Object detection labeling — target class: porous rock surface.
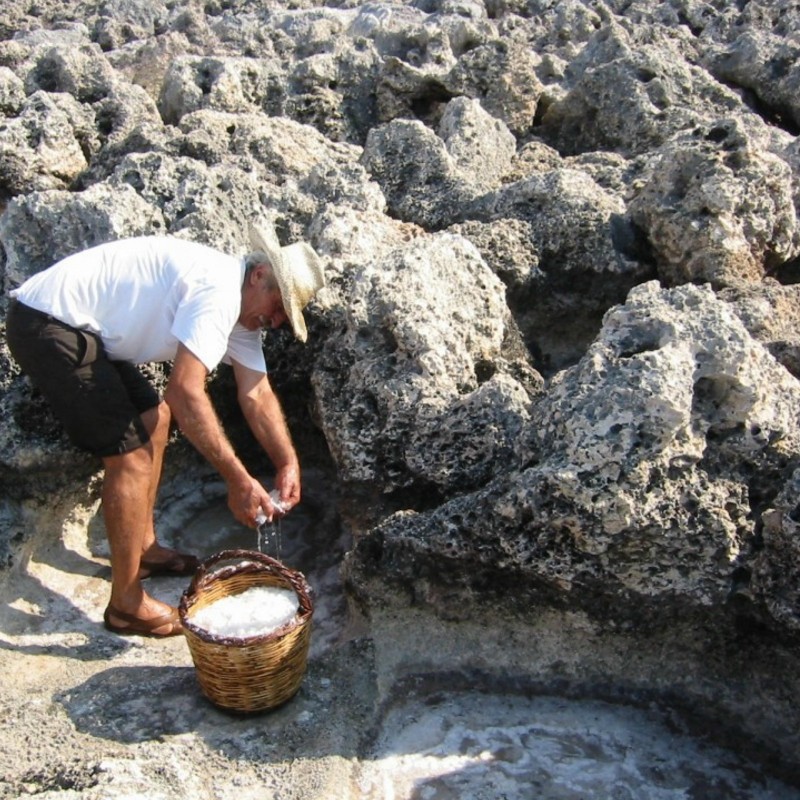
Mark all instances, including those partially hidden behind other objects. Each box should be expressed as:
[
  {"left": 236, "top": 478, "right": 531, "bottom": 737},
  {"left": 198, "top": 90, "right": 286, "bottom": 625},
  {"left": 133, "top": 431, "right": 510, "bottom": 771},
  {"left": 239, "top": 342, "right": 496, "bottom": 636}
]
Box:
[{"left": 2, "top": 0, "right": 800, "bottom": 797}]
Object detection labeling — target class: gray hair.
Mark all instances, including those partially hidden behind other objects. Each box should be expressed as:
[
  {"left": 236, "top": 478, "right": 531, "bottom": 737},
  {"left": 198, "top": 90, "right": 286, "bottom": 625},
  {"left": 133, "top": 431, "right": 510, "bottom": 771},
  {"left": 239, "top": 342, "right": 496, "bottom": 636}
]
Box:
[{"left": 244, "top": 251, "right": 278, "bottom": 289}]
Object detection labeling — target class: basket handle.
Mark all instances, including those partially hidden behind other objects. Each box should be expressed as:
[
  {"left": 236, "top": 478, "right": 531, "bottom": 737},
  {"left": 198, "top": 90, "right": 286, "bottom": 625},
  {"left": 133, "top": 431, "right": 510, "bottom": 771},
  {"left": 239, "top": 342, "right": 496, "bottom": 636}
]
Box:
[{"left": 186, "top": 548, "right": 284, "bottom": 596}]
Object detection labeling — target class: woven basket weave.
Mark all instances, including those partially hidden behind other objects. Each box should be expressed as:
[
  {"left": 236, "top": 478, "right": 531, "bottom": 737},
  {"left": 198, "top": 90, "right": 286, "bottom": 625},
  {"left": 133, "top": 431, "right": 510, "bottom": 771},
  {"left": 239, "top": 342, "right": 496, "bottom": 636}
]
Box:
[{"left": 179, "top": 549, "right": 313, "bottom": 713}]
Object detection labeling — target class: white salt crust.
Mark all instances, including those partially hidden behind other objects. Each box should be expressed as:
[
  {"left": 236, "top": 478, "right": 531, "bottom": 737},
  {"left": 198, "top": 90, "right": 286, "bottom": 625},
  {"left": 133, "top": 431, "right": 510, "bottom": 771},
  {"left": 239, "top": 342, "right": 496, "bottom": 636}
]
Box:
[{"left": 190, "top": 585, "right": 300, "bottom": 638}]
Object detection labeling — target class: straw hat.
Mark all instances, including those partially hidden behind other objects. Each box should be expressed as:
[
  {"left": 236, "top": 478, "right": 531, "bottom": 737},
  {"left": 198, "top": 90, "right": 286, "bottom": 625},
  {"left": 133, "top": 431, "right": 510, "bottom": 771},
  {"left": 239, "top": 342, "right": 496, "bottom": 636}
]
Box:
[{"left": 248, "top": 221, "right": 325, "bottom": 343}]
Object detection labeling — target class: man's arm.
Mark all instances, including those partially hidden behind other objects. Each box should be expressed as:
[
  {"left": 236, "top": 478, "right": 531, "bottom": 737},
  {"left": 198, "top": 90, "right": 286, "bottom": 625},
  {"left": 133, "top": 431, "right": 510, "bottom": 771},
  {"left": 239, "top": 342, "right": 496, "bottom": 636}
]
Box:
[
  {"left": 232, "top": 359, "right": 301, "bottom": 513},
  {"left": 164, "top": 343, "right": 271, "bottom": 526}
]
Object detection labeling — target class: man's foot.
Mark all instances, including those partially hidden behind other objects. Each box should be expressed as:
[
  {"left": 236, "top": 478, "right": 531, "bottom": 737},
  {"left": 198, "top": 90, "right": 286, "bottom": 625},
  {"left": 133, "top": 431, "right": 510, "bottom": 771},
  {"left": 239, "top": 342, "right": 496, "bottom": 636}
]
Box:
[
  {"left": 138, "top": 546, "right": 200, "bottom": 579},
  {"left": 103, "top": 604, "right": 183, "bottom": 637}
]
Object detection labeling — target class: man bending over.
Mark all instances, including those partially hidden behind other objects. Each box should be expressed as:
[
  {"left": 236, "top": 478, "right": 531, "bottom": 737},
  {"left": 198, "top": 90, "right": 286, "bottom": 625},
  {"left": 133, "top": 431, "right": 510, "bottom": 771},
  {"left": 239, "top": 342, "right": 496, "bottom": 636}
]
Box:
[{"left": 6, "top": 222, "right": 325, "bottom": 638}]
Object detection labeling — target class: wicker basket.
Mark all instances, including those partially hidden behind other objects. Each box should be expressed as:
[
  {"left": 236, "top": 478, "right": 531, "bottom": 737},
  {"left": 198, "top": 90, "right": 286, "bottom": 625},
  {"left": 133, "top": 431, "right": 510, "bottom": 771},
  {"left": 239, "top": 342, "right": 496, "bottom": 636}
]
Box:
[{"left": 179, "top": 549, "right": 313, "bottom": 713}]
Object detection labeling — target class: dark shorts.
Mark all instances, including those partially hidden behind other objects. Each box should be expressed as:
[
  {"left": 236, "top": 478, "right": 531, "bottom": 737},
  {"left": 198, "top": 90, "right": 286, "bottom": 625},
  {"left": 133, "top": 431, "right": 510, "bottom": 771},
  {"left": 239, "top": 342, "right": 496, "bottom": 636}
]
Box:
[{"left": 6, "top": 300, "right": 160, "bottom": 457}]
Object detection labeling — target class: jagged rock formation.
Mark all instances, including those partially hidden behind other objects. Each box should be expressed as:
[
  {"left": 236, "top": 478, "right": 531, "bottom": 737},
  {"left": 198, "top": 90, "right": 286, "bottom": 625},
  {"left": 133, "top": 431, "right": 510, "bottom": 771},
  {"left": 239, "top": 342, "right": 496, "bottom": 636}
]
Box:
[{"left": 2, "top": 0, "right": 800, "bottom": 792}]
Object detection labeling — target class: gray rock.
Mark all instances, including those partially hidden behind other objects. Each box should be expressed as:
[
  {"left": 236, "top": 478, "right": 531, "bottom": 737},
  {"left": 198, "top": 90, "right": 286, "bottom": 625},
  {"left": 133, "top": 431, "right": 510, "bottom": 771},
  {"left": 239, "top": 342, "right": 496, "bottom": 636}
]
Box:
[
  {"left": 346, "top": 281, "right": 800, "bottom": 627},
  {"left": 721, "top": 280, "right": 800, "bottom": 379},
  {"left": 629, "top": 119, "right": 798, "bottom": 287},
  {"left": 157, "top": 55, "right": 279, "bottom": 125},
  {"left": 438, "top": 96, "right": 516, "bottom": 190},
  {"left": 362, "top": 117, "right": 473, "bottom": 228},
  {"left": 0, "top": 66, "right": 24, "bottom": 114},
  {"left": 539, "top": 23, "right": 749, "bottom": 157},
  {"left": 2, "top": 0, "right": 800, "bottom": 790},
  {"left": 1, "top": 184, "right": 165, "bottom": 287},
  {"left": 708, "top": 27, "right": 800, "bottom": 132},
  {"left": 312, "top": 232, "right": 541, "bottom": 493},
  {"left": 0, "top": 90, "right": 94, "bottom": 199},
  {"left": 93, "top": 0, "right": 170, "bottom": 51},
  {"left": 24, "top": 43, "right": 119, "bottom": 103},
  {"left": 457, "top": 168, "right": 653, "bottom": 373}
]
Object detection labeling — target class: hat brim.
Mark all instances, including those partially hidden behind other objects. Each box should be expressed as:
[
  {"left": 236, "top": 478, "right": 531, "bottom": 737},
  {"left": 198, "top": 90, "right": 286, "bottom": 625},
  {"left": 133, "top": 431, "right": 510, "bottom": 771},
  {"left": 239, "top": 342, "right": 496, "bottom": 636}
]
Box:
[{"left": 248, "top": 223, "right": 308, "bottom": 342}]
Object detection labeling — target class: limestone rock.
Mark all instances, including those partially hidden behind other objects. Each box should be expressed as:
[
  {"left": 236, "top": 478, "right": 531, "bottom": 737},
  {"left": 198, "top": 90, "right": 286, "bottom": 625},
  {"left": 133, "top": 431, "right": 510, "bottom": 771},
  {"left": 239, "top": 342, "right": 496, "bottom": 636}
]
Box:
[
  {"left": 753, "top": 468, "right": 800, "bottom": 631},
  {"left": 0, "top": 90, "right": 94, "bottom": 200},
  {"left": 456, "top": 168, "right": 653, "bottom": 373},
  {"left": 346, "top": 282, "right": 800, "bottom": 628},
  {"left": 157, "top": 55, "right": 279, "bottom": 125},
  {"left": 362, "top": 117, "right": 474, "bottom": 228},
  {"left": 708, "top": 27, "right": 800, "bottom": 132},
  {"left": 312, "top": 232, "right": 542, "bottom": 493},
  {"left": 629, "top": 119, "right": 799, "bottom": 288},
  {"left": 1, "top": 184, "right": 165, "bottom": 287},
  {"left": 24, "top": 43, "right": 119, "bottom": 103},
  {"left": 0, "top": 66, "right": 24, "bottom": 114},
  {"left": 539, "top": 24, "right": 749, "bottom": 157},
  {"left": 1, "top": 0, "right": 800, "bottom": 670},
  {"left": 721, "top": 280, "right": 800, "bottom": 379},
  {"left": 3, "top": 0, "right": 800, "bottom": 789}
]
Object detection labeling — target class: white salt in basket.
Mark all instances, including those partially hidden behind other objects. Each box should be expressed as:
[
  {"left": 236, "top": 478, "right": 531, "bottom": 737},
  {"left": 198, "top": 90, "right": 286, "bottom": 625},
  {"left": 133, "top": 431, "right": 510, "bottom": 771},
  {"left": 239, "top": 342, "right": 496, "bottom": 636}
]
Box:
[{"left": 179, "top": 549, "right": 313, "bottom": 713}]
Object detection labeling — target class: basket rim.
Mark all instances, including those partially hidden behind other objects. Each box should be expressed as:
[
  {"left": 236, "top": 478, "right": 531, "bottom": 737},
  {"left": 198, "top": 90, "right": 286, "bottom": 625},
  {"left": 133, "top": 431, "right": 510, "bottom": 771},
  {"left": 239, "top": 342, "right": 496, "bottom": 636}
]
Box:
[{"left": 179, "top": 549, "right": 313, "bottom": 646}]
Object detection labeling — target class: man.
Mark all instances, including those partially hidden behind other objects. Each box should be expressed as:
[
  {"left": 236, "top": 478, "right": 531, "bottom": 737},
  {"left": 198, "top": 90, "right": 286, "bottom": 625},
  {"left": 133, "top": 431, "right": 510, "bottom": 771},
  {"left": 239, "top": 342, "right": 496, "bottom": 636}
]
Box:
[{"left": 6, "top": 222, "right": 325, "bottom": 638}]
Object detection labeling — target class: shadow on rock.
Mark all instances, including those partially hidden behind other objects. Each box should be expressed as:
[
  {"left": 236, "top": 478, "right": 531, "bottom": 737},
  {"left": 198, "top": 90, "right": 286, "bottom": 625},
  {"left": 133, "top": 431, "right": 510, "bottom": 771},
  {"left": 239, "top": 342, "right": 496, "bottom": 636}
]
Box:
[{"left": 57, "top": 638, "right": 377, "bottom": 761}]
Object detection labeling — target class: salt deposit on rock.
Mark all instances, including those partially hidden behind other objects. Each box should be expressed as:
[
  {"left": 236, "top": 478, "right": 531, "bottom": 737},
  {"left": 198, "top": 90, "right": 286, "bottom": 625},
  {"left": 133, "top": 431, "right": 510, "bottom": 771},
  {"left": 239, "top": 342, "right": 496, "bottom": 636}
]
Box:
[{"left": 189, "top": 585, "right": 299, "bottom": 639}]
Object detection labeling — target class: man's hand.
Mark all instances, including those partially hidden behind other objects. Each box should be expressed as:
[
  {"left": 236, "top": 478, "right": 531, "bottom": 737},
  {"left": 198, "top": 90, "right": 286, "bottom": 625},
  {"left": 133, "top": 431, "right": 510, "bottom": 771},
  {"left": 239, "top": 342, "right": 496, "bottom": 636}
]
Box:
[
  {"left": 273, "top": 462, "right": 301, "bottom": 513},
  {"left": 224, "top": 474, "right": 272, "bottom": 527}
]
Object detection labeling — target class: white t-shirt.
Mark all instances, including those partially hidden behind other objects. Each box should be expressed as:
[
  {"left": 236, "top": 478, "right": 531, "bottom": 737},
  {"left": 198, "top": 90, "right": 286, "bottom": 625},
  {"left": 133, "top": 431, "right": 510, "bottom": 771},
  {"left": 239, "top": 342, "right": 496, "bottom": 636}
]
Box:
[{"left": 11, "top": 236, "right": 267, "bottom": 373}]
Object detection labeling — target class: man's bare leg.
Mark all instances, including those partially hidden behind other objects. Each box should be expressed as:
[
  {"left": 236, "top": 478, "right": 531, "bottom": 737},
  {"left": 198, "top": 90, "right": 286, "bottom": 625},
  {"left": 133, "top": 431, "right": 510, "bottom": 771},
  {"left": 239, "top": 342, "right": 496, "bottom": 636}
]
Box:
[
  {"left": 102, "top": 403, "right": 179, "bottom": 634},
  {"left": 136, "top": 401, "right": 189, "bottom": 568}
]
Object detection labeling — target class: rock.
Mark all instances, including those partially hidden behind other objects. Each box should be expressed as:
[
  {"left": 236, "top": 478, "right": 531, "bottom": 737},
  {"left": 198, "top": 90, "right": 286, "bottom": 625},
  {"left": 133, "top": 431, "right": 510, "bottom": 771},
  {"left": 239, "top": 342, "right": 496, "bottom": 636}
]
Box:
[
  {"left": 24, "top": 43, "right": 119, "bottom": 102},
  {"left": 708, "top": 27, "right": 800, "bottom": 132},
  {"left": 2, "top": 0, "right": 800, "bottom": 790},
  {"left": 629, "top": 119, "right": 799, "bottom": 287},
  {"left": 346, "top": 281, "right": 800, "bottom": 629},
  {"left": 753, "top": 467, "right": 800, "bottom": 631},
  {"left": 157, "top": 55, "right": 278, "bottom": 125},
  {"left": 538, "top": 23, "right": 749, "bottom": 157},
  {"left": 312, "top": 232, "right": 542, "bottom": 493},
  {"left": 0, "top": 66, "right": 24, "bottom": 114},
  {"left": 438, "top": 96, "right": 516, "bottom": 190},
  {"left": 1, "top": 184, "right": 165, "bottom": 287},
  {"left": 0, "top": 90, "right": 94, "bottom": 200},
  {"left": 456, "top": 168, "right": 653, "bottom": 373},
  {"left": 720, "top": 280, "right": 800, "bottom": 379},
  {"left": 92, "top": 0, "right": 170, "bottom": 51},
  {"left": 362, "top": 117, "right": 473, "bottom": 228}
]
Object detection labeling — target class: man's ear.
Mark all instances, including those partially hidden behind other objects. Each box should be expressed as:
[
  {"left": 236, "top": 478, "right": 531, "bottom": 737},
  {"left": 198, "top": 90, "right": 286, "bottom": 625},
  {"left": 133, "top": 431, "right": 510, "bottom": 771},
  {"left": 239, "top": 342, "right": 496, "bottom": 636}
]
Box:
[{"left": 249, "top": 264, "right": 267, "bottom": 286}]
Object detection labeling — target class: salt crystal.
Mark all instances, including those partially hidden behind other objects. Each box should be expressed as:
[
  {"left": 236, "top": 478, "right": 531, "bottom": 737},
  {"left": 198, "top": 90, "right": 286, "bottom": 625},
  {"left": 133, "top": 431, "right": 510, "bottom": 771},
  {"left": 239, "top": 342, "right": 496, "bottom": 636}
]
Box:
[{"left": 190, "top": 586, "right": 299, "bottom": 638}]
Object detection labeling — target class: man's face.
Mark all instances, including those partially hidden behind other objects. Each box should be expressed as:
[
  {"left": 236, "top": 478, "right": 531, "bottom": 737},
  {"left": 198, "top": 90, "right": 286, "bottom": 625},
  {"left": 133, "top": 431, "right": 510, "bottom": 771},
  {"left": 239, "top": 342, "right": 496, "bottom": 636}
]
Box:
[{"left": 240, "top": 266, "right": 288, "bottom": 331}]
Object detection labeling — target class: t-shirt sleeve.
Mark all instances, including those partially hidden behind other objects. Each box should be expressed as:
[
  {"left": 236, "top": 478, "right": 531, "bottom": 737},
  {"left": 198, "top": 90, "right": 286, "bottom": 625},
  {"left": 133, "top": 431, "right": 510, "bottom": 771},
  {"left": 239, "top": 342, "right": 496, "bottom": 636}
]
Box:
[
  {"left": 222, "top": 324, "right": 267, "bottom": 373},
  {"left": 171, "top": 284, "right": 237, "bottom": 371}
]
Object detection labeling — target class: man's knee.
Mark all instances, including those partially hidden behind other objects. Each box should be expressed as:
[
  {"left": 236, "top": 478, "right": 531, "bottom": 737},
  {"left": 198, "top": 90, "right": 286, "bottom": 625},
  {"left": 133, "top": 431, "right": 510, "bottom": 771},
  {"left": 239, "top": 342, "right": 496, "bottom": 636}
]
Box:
[
  {"left": 142, "top": 401, "right": 171, "bottom": 443},
  {"left": 102, "top": 441, "right": 158, "bottom": 481}
]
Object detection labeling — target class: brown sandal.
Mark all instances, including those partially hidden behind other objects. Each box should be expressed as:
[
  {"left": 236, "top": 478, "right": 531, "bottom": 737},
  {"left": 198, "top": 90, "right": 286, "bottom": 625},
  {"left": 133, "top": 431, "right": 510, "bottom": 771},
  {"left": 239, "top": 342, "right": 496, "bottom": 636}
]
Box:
[{"left": 103, "top": 605, "right": 183, "bottom": 637}]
